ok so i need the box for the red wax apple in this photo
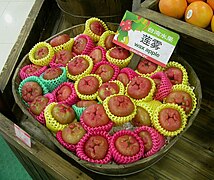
[56,85,72,102]
[117,72,130,86]
[94,64,114,83]
[55,49,73,66]
[132,106,151,127]
[98,81,119,101]
[67,57,89,75]
[72,37,87,55]
[52,104,75,124]
[137,59,158,74]
[89,49,102,64]
[159,108,181,131]
[25,65,42,74]
[105,34,115,50]
[164,67,183,85]
[84,135,108,160]
[82,104,110,127]
[50,34,70,47]
[43,67,62,80]
[29,95,49,116]
[21,82,43,102]
[77,76,99,95]
[76,100,98,107]
[127,77,152,99]
[108,95,134,117]
[62,122,86,144]
[165,90,192,114]
[90,21,105,36]
[34,46,49,60]
[115,135,140,156]
[109,46,130,59]
[138,131,153,153]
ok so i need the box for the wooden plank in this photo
[169,137,214,179]
[0,113,92,180]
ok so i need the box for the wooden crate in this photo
[135,0,214,92]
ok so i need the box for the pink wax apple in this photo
[94,64,114,83]
[29,95,49,116]
[56,85,72,102]
[137,59,158,74]
[43,67,62,80]
[109,46,130,59]
[52,104,75,124]
[77,76,99,95]
[89,48,103,64]
[67,57,89,76]
[54,49,73,66]
[104,34,115,50]
[72,37,87,55]
[50,34,70,47]
[34,46,49,60]
[117,72,130,86]
[164,67,183,85]
[98,81,119,101]
[90,21,105,36]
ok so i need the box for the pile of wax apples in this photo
[18,17,197,165]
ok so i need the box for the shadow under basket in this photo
[12,23,202,176]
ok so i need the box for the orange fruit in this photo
[159,0,188,19]
[207,0,214,11]
[187,0,205,3]
[185,1,213,28]
[211,15,214,32]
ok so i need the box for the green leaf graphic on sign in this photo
[123,11,138,21]
[131,22,145,31]
[118,29,128,42]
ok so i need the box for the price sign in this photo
[113,11,180,67]
[14,124,31,147]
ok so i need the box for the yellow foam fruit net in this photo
[44,102,68,133]
[83,17,109,42]
[164,84,197,117]
[97,80,125,103]
[74,74,103,100]
[52,37,74,53]
[164,61,189,85]
[97,30,116,49]
[142,100,163,114]
[103,94,137,125]
[152,103,187,137]
[66,55,94,81]
[29,42,55,66]
[106,47,134,69]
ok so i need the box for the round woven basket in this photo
[12,23,202,176]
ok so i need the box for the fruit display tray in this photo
[12,22,202,176]
[0,0,213,179]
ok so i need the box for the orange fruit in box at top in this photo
[185,1,213,28]
[159,0,187,19]
[187,0,205,3]
[211,16,214,32]
[207,0,214,11]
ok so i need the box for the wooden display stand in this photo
[0,0,213,179]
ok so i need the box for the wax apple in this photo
[132,106,151,127]
[109,46,130,59]
[72,37,87,55]
[89,49,102,64]
[127,77,152,99]
[137,59,157,74]
[138,131,153,153]
[76,100,98,107]
[108,95,134,117]
[34,47,49,60]
[159,108,181,131]
[43,67,62,80]
[164,67,183,85]
[67,57,89,75]
[62,122,86,144]
[52,104,75,124]
[98,81,119,101]
[21,82,43,102]
[77,76,99,95]
[90,21,105,36]
[84,135,108,160]
[115,135,140,156]
[50,34,70,47]
[54,50,73,66]
[29,95,49,116]
[56,85,72,102]
[105,34,115,50]
[94,64,114,83]
[117,72,129,86]
[165,90,192,114]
